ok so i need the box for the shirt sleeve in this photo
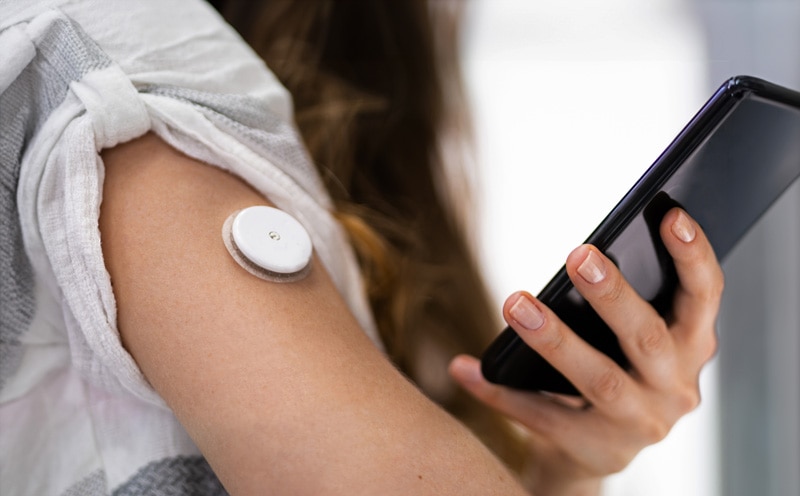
[11,5,381,407]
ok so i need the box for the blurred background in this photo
[462,0,800,494]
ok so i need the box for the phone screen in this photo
[481,77,800,394]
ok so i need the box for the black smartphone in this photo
[480,76,800,394]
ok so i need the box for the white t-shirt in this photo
[0,1,380,494]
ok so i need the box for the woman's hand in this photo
[449,208,724,495]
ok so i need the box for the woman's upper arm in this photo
[98,133,524,495]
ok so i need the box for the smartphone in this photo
[480,76,800,394]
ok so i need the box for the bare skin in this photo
[99,133,526,495]
[100,133,723,495]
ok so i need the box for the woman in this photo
[0,0,722,494]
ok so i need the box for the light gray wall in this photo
[692,2,800,494]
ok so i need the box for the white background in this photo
[462,1,720,494]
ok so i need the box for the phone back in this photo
[481,76,800,394]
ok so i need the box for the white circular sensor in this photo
[224,206,312,281]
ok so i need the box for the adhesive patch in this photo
[222,206,312,282]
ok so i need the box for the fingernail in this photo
[509,294,545,331]
[672,211,696,243]
[577,249,606,284]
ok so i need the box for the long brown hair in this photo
[210,0,525,469]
